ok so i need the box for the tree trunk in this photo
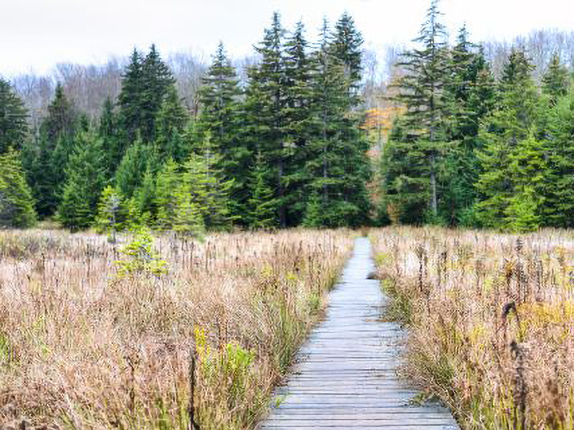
[430,153,438,216]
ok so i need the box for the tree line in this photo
[0,12,372,232]
[380,0,574,232]
[4,2,574,233]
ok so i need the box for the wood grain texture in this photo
[257,237,459,430]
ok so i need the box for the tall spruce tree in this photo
[331,12,364,103]
[118,49,145,143]
[385,0,451,223]
[441,27,496,224]
[475,49,540,229]
[0,79,28,154]
[183,135,234,229]
[247,151,278,229]
[542,53,570,104]
[140,44,177,142]
[154,85,189,162]
[282,21,315,224]
[115,140,158,199]
[196,42,249,223]
[41,83,77,144]
[57,131,106,230]
[99,97,121,175]
[24,84,78,217]
[304,18,371,227]
[541,88,574,227]
[245,12,288,226]
[0,150,37,228]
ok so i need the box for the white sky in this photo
[2,0,574,77]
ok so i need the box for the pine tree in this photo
[382,117,430,224]
[281,21,315,224]
[0,78,28,154]
[0,150,37,228]
[541,89,574,227]
[183,134,234,229]
[154,158,183,230]
[247,152,277,229]
[23,85,78,218]
[141,45,177,142]
[154,85,189,162]
[197,43,250,224]
[542,53,570,104]
[504,134,546,231]
[118,49,145,143]
[57,131,106,230]
[245,12,288,226]
[331,12,364,103]
[41,83,77,144]
[441,27,496,224]
[114,140,158,199]
[304,18,372,227]
[475,49,540,228]
[99,97,121,175]
[302,192,323,228]
[172,188,204,236]
[95,185,124,240]
[385,0,451,222]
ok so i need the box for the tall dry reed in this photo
[371,226,574,430]
[0,229,353,430]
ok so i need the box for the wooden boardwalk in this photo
[257,237,459,430]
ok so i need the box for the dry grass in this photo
[0,228,353,430]
[371,226,574,430]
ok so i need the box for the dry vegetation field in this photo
[0,229,353,430]
[371,227,574,430]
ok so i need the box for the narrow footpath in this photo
[258,237,459,430]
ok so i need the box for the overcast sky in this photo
[2,0,574,77]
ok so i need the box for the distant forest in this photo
[2,1,574,232]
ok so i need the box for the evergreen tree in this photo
[0,150,37,228]
[282,21,315,224]
[385,0,451,222]
[542,53,570,104]
[99,97,121,175]
[504,134,546,231]
[95,185,124,240]
[247,152,278,229]
[140,44,177,142]
[154,85,189,162]
[21,133,56,217]
[23,85,78,218]
[196,42,249,223]
[118,49,145,143]
[114,140,158,199]
[154,158,183,230]
[441,27,496,224]
[541,89,574,227]
[57,131,106,230]
[183,135,234,229]
[134,168,158,222]
[245,12,288,226]
[153,158,204,235]
[41,83,77,144]
[475,49,540,228]
[0,78,28,154]
[331,12,364,103]
[302,192,323,228]
[172,189,204,236]
[304,18,372,227]
[382,118,430,224]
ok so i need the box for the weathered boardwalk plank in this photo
[257,237,459,430]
